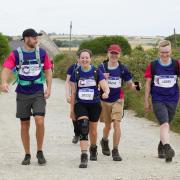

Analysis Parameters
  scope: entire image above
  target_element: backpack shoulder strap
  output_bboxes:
[35,47,41,67]
[102,60,108,73]
[74,66,80,82]
[150,59,159,84]
[151,60,158,77]
[172,59,180,76]
[17,47,24,70]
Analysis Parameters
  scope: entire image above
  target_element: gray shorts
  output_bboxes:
[16,92,46,120]
[152,102,177,125]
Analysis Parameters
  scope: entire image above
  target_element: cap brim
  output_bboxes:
[109,50,120,54]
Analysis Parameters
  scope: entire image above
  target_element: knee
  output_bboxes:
[105,124,111,131]
[160,122,169,128]
[21,121,30,130]
[113,122,120,131]
[35,118,44,128]
[78,119,89,141]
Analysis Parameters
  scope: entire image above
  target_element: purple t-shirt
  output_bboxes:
[98,62,132,102]
[144,59,179,103]
[70,65,105,103]
[3,48,52,94]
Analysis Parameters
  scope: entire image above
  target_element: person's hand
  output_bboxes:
[70,111,76,120]
[102,92,109,99]
[66,96,71,104]
[44,89,51,99]
[1,83,9,93]
[145,101,151,113]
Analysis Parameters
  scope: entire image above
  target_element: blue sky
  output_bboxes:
[0,0,179,36]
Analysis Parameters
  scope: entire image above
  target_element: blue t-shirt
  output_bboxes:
[14,48,47,94]
[66,63,79,76]
[70,65,105,103]
[98,62,132,102]
[150,60,179,103]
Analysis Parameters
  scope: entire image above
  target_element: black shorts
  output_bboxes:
[152,102,177,125]
[74,102,102,122]
[16,92,46,121]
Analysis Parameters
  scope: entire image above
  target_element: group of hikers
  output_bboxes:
[0,28,179,168]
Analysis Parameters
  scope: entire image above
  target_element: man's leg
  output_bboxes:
[111,100,123,161]
[34,115,46,165]
[100,101,112,156]
[103,122,111,139]
[113,121,121,149]
[21,119,30,154]
[16,93,32,165]
[34,116,45,151]
[160,122,170,145]
[153,102,175,161]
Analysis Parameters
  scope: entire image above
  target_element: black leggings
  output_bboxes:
[72,120,80,136]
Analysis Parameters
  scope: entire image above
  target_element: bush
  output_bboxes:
[0,33,10,65]
[79,36,131,55]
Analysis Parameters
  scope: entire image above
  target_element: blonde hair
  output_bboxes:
[158,40,171,49]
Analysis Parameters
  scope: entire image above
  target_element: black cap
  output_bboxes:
[21,28,43,40]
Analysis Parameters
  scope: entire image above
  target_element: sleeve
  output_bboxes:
[70,71,76,83]
[98,64,105,73]
[97,69,105,82]
[122,65,133,82]
[144,64,152,78]
[3,52,16,70]
[43,52,52,70]
[178,60,180,74]
[66,65,74,75]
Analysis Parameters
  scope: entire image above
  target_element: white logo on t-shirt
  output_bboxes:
[78,78,96,87]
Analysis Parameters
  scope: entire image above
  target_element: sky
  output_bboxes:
[0,0,179,36]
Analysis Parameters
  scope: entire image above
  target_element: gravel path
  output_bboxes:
[0,78,180,180]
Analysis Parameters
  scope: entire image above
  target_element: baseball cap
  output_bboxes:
[108,44,121,54]
[21,28,43,40]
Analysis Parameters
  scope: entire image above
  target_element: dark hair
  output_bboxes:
[77,49,93,58]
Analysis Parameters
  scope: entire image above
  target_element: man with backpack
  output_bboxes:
[98,44,139,161]
[1,28,52,165]
[144,40,180,162]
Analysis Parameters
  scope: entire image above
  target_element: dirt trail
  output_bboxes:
[0,78,180,180]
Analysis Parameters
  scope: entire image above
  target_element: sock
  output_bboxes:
[103,137,108,141]
[90,144,97,148]
[113,145,118,150]
[81,150,87,154]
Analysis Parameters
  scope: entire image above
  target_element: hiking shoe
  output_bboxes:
[164,144,175,162]
[112,148,122,161]
[72,136,79,144]
[79,153,88,168]
[158,141,165,159]
[36,151,46,165]
[89,145,98,161]
[21,154,31,165]
[100,138,110,156]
